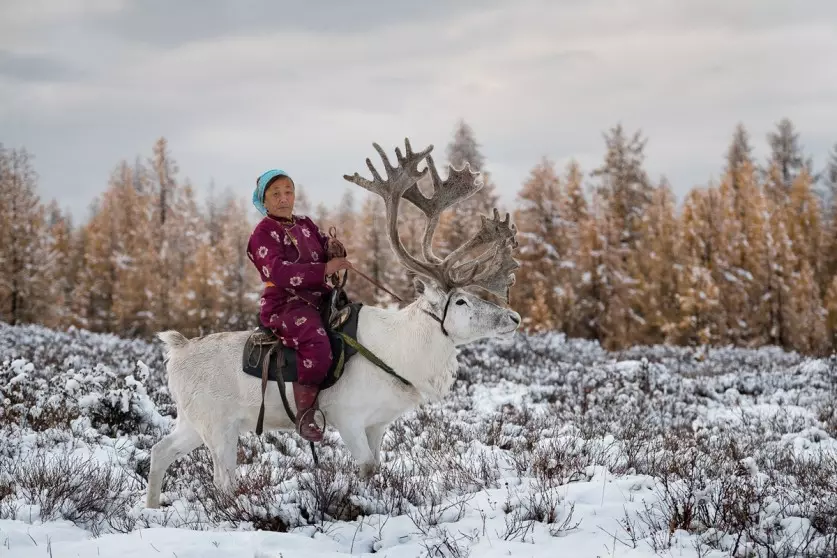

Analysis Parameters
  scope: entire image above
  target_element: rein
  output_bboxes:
[347,267,451,337]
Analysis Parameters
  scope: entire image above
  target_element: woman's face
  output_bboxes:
[264,176,295,218]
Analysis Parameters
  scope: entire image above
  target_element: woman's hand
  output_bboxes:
[325,257,353,276]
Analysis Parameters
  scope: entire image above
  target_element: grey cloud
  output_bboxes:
[92,0,506,47]
[2,0,836,223]
[0,50,85,82]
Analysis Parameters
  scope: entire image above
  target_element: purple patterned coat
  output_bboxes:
[246,214,334,385]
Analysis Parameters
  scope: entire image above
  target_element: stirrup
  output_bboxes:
[296,407,327,436]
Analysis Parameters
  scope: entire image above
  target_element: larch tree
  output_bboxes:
[820,143,837,289]
[559,160,590,338]
[68,203,98,330]
[574,194,607,341]
[108,162,155,337]
[178,238,223,337]
[635,178,680,344]
[774,168,827,353]
[786,258,828,354]
[333,189,359,258]
[149,137,180,331]
[589,124,655,348]
[350,194,401,306]
[511,157,567,331]
[206,181,222,247]
[73,164,155,335]
[759,163,797,348]
[766,118,811,195]
[724,123,755,224]
[0,146,53,326]
[169,180,208,334]
[42,200,75,329]
[824,275,837,350]
[786,169,822,274]
[671,187,726,346]
[726,123,754,178]
[216,194,261,330]
[75,195,119,333]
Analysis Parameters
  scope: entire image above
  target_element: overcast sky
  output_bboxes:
[2,0,836,222]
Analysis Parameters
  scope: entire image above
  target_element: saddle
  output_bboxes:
[242,286,366,436]
[241,295,363,390]
[243,276,412,438]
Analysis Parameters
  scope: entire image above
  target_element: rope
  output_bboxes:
[349,268,405,303]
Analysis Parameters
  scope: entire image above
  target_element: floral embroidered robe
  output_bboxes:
[246,214,333,384]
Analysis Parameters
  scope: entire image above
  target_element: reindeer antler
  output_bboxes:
[344,138,519,302]
[443,208,519,300]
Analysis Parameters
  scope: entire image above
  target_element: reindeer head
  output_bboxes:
[344,139,522,345]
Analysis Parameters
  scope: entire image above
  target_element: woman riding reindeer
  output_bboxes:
[247,169,353,442]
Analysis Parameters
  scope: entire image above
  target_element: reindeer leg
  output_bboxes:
[331,415,377,478]
[146,419,202,508]
[364,423,388,476]
[206,421,240,493]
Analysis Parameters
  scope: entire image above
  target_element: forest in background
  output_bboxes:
[2,118,837,355]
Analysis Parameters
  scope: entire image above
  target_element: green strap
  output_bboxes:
[336,331,413,387]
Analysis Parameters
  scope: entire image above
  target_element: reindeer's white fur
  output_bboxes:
[145,279,520,508]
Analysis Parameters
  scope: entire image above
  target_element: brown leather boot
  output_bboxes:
[292,382,324,442]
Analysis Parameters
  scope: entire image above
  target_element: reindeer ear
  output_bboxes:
[413,276,426,295]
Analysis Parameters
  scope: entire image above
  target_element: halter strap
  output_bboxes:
[420,293,452,337]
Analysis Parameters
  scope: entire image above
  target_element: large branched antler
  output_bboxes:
[343,138,519,302]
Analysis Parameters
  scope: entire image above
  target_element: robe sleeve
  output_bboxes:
[248,223,327,289]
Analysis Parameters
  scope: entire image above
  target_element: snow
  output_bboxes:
[1,321,836,557]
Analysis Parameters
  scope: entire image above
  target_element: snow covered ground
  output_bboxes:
[1,322,836,557]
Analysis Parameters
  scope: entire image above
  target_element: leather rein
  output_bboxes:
[346,267,451,337]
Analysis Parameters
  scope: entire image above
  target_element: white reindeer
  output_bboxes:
[145,139,521,509]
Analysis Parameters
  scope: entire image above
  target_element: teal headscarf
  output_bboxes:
[253,169,293,216]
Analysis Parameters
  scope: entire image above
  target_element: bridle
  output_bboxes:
[345,267,453,338]
[420,293,453,337]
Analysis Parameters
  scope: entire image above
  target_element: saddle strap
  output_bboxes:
[336,331,413,387]
[255,343,277,436]
[254,342,319,465]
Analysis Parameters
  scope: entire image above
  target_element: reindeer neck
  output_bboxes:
[391,299,459,401]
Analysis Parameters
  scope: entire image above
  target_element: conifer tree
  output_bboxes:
[635,179,680,343]
[350,194,402,306]
[726,123,753,178]
[149,137,180,331]
[42,200,74,328]
[76,195,118,332]
[333,189,359,257]
[760,166,796,348]
[589,124,655,347]
[766,118,811,193]
[178,240,223,337]
[110,162,156,336]
[671,187,725,345]
[511,158,566,330]
[824,276,837,350]
[216,194,261,330]
[820,144,837,287]
[0,146,53,326]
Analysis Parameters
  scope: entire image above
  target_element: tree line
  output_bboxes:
[2,119,837,355]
